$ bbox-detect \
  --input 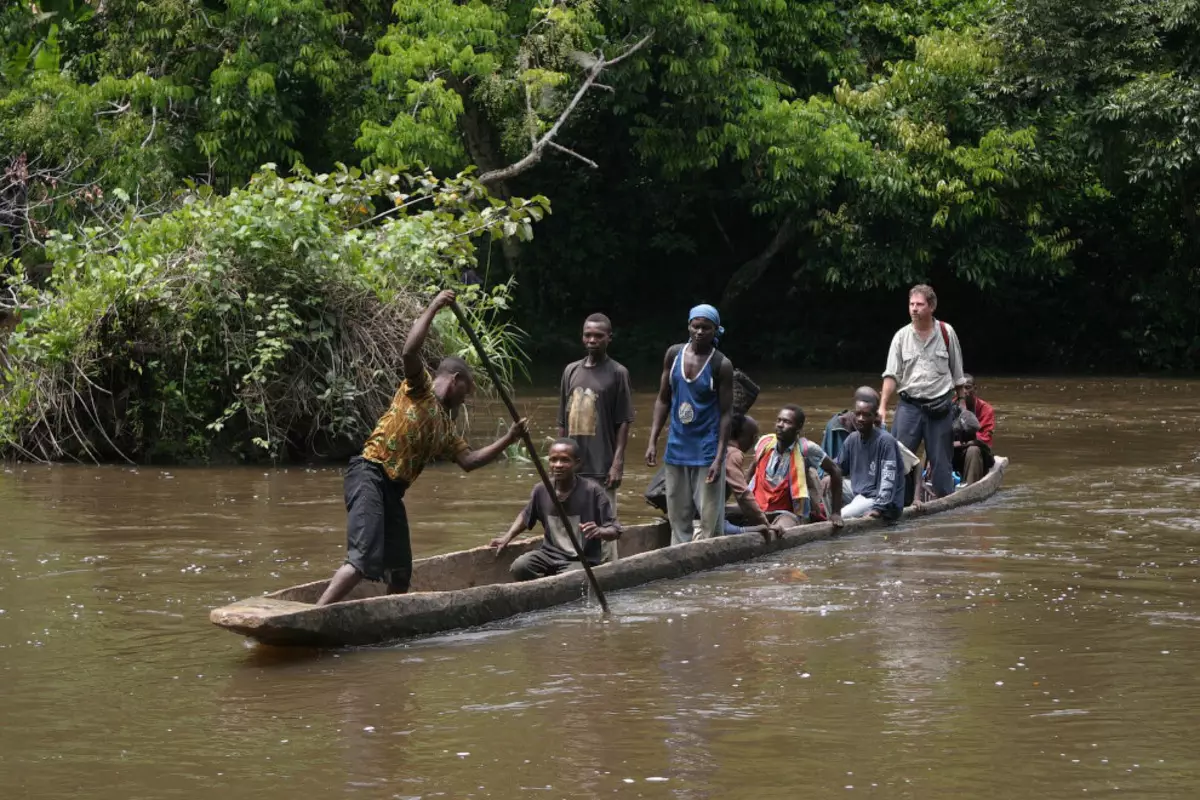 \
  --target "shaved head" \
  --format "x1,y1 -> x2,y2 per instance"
854,385 -> 880,412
